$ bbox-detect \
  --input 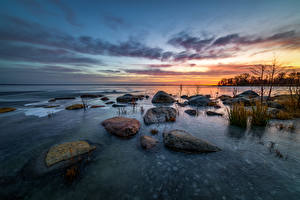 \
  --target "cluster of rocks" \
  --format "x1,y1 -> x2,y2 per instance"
219,90 -> 259,106
100,91 -> 221,153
